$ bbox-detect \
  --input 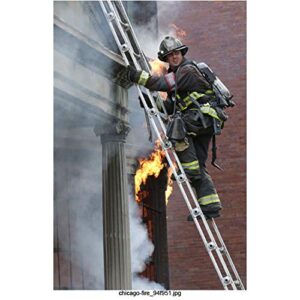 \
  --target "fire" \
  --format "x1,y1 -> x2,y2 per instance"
134,140 -> 173,204
165,167 -> 173,205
